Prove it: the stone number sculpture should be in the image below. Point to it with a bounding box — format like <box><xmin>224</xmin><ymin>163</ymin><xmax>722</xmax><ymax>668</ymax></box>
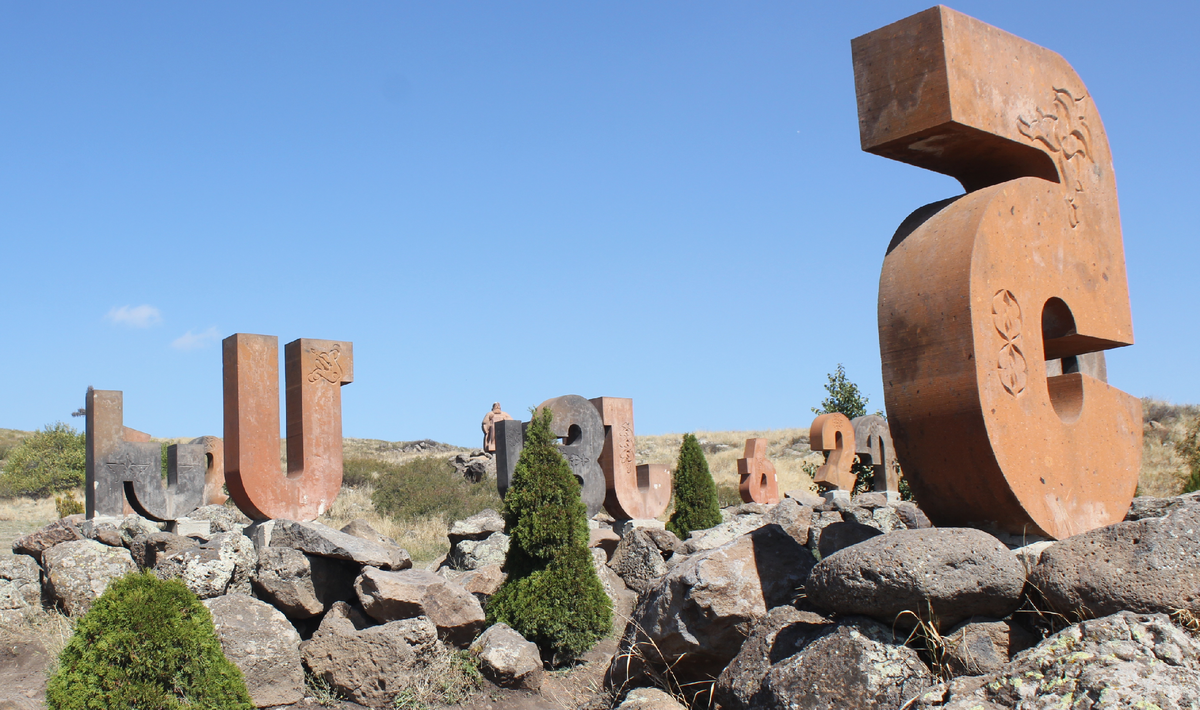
<box><xmin>223</xmin><ymin>333</ymin><xmax>353</xmax><ymax>521</ymax></box>
<box><xmin>737</xmin><ymin>438</ymin><xmax>779</xmax><ymax>505</ymax></box>
<box><xmin>494</xmin><ymin>396</ymin><xmax>671</xmax><ymax>520</ymax></box>
<box><xmin>853</xmin><ymin>7</ymin><xmax>1141</xmax><ymax>538</ymax></box>
<box><xmin>85</xmin><ymin>388</ymin><xmax>207</xmax><ymax>521</ymax></box>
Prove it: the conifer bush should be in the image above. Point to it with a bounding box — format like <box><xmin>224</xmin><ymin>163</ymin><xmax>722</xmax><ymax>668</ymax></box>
<box><xmin>46</xmin><ymin>570</ymin><xmax>253</xmax><ymax>710</ymax></box>
<box><xmin>666</xmin><ymin>433</ymin><xmax>721</xmax><ymax>540</ymax></box>
<box><xmin>486</xmin><ymin>408</ymin><xmax>611</xmax><ymax>662</ymax></box>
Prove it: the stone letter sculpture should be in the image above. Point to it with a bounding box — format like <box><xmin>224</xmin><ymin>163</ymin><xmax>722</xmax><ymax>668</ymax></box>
<box><xmin>853</xmin><ymin>7</ymin><xmax>1141</xmax><ymax>538</ymax></box>
<box><xmin>481</xmin><ymin>402</ymin><xmax>512</xmax><ymax>453</ymax></box>
<box><xmin>494</xmin><ymin>418</ymin><xmax>525</xmax><ymax>499</ymax></box>
<box><xmin>535</xmin><ymin>395</ymin><xmax>606</xmax><ymax>518</ymax></box>
<box><xmin>851</xmin><ymin>415</ymin><xmax>898</xmax><ymax>500</ymax></box>
<box><xmin>189</xmin><ymin>435</ymin><xmax>228</xmax><ymax>506</ymax></box>
<box><xmin>737</xmin><ymin>438</ymin><xmax>779</xmax><ymax>505</ymax></box>
<box><xmin>809</xmin><ymin>413</ymin><xmax>856</xmax><ymax>496</ymax></box>
<box><xmin>223</xmin><ymin>333</ymin><xmax>353</xmax><ymax>521</ymax></box>
<box><xmin>85</xmin><ymin>388</ymin><xmax>205</xmax><ymax>521</ymax></box>
<box><xmin>590</xmin><ymin>397</ymin><xmax>670</xmax><ymax>520</ymax></box>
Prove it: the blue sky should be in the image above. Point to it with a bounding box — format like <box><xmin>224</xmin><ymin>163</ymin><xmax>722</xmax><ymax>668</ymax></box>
<box><xmin>1</xmin><ymin>2</ymin><xmax>1196</xmax><ymax>447</ymax></box>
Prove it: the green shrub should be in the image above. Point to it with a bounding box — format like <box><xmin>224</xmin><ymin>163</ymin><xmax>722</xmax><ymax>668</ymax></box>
<box><xmin>55</xmin><ymin>491</ymin><xmax>84</xmax><ymax>518</ymax></box>
<box><xmin>46</xmin><ymin>570</ymin><xmax>253</xmax><ymax>710</ymax></box>
<box><xmin>715</xmin><ymin>481</ymin><xmax>742</xmax><ymax>509</ymax></box>
<box><xmin>487</xmin><ymin>408</ymin><xmax>611</xmax><ymax>663</ymax></box>
<box><xmin>666</xmin><ymin>433</ymin><xmax>721</xmax><ymax>539</ymax></box>
<box><xmin>370</xmin><ymin>456</ymin><xmax>501</xmax><ymax>521</ymax></box>
<box><xmin>0</xmin><ymin>422</ymin><xmax>85</xmax><ymax>498</ymax></box>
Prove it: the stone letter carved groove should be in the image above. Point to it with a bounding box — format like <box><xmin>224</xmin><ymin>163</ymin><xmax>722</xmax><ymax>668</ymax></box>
<box><xmin>737</xmin><ymin>438</ymin><xmax>779</xmax><ymax>505</ymax></box>
<box><xmin>853</xmin><ymin>7</ymin><xmax>1141</xmax><ymax>538</ymax></box>
<box><xmin>85</xmin><ymin>388</ymin><xmax>205</xmax><ymax>521</ymax></box>
<box><xmin>590</xmin><ymin>397</ymin><xmax>670</xmax><ymax>520</ymax></box>
<box><xmin>223</xmin><ymin>333</ymin><xmax>353</xmax><ymax>521</ymax></box>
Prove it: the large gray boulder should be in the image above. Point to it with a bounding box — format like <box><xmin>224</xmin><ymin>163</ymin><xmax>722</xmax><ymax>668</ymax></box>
<box><xmin>805</xmin><ymin>528</ymin><xmax>1025</xmax><ymax>630</ymax></box>
<box><xmin>444</xmin><ymin>531</ymin><xmax>509</xmax><ymax>571</ymax></box>
<box><xmin>917</xmin><ymin>612</ymin><xmax>1200</xmax><ymax>710</ymax></box>
<box><xmin>609</xmin><ymin>528</ymin><xmax>668</xmax><ymax>593</ymax></box>
<box><xmin>203</xmin><ymin>593</ymin><xmax>304</xmax><ymax>708</ymax></box>
<box><xmin>758</xmin><ymin>617</ymin><xmax>935</xmax><ymax>710</ymax></box>
<box><xmin>252</xmin><ymin>547</ymin><xmax>356</xmax><ymax>619</ymax></box>
<box><xmin>469</xmin><ymin>623</ymin><xmax>543</xmax><ymax>690</ymax></box>
<box><xmin>815</xmin><ymin>521</ymin><xmax>882</xmax><ymax>559</ymax></box>
<box><xmin>436</xmin><ymin>564</ymin><xmax>505</xmax><ymax>603</ymax></box>
<box><xmin>763</xmin><ymin>499</ymin><xmax>812</xmax><ymax>546</ymax></box>
<box><xmin>447</xmin><ymin>508</ymin><xmax>505</xmax><ymax>544</ymax></box>
<box><xmin>42</xmin><ymin>539</ymin><xmax>136</xmax><ymax>616</ymax></box>
<box><xmin>117</xmin><ymin>514</ymin><xmax>163</xmax><ymax>547</ymax></box>
<box><xmin>680</xmin><ymin>514</ymin><xmax>766</xmax><ymax>555</ymax></box>
<box><xmin>259</xmin><ymin>520</ymin><xmax>412</xmax><ymax>571</ymax></box>
<box><xmin>11</xmin><ymin>517</ymin><xmax>83</xmax><ymax>562</ymax></box>
<box><xmin>355</xmin><ymin>567</ymin><xmax>486</xmax><ymax>646</ymax></box>
<box><xmin>0</xmin><ymin>555</ymin><xmax>43</xmax><ymax>622</ymax></box>
<box><xmin>622</xmin><ymin>524</ymin><xmax>816</xmax><ymax>684</ymax></box>
<box><xmin>1030</xmin><ymin>500</ymin><xmax>1200</xmax><ymax>618</ymax></box>
<box><xmin>715</xmin><ymin>606</ymin><xmax>833</xmax><ymax>710</ymax></box>
<box><xmin>300</xmin><ymin>601</ymin><xmax>439</xmax><ymax>707</ymax></box>
<box><xmin>155</xmin><ymin>531</ymin><xmax>255</xmax><ymax>599</ymax></box>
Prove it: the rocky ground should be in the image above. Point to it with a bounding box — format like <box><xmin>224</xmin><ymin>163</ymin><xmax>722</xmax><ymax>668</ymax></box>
<box><xmin>4</xmin><ymin>487</ymin><xmax>1200</xmax><ymax>709</ymax></box>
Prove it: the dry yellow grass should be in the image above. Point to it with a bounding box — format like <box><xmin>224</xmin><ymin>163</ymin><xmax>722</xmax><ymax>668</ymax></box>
<box><xmin>635</xmin><ymin>428</ymin><xmax>821</xmax><ymax>497</ymax></box>
<box><xmin>0</xmin><ymin>493</ymin><xmax>60</xmax><ymax>556</ymax></box>
<box><xmin>1139</xmin><ymin>398</ymin><xmax>1199</xmax><ymax>497</ymax></box>
<box><xmin>316</xmin><ymin>484</ymin><xmax>452</xmax><ymax>565</ymax></box>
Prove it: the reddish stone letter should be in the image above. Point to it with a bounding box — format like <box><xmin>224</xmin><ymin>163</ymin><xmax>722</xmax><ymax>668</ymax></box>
<box><xmin>223</xmin><ymin>334</ymin><xmax>353</xmax><ymax>521</ymax></box>
<box><xmin>809</xmin><ymin>413</ymin><xmax>857</xmax><ymax>494</ymax></box>
<box><xmin>737</xmin><ymin>438</ymin><xmax>779</xmax><ymax>505</ymax></box>
<box><xmin>590</xmin><ymin>397</ymin><xmax>670</xmax><ymax>520</ymax></box>
<box><xmin>853</xmin><ymin>7</ymin><xmax>1140</xmax><ymax>538</ymax></box>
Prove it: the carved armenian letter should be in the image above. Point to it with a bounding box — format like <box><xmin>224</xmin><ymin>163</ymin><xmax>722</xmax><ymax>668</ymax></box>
<box><xmin>852</xmin><ymin>414</ymin><xmax>899</xmax><ymax>499</ymax></box>
<box><xmin>810</xmin><ymin>413</ymin><xmax>857</xmax><ymax>494</ymax></box>
<box><xmin>737</xmin><ymin>438</ymin><xmax>779</xmax><ymax>505</ymax></box>
<box><xmin>590</xmin><ymin>397</ymin><xmax>670</xmax><ymax>519</ymax></box>
<box><xmin>853</xmin><ymin>7</ymin><xmax>1141</xmax><ymax>538</ymax></box>
<box><xmin>535</xmin><ymin>395</ymin><xmax>607</xmax><ymax>517</ymax></box>
<box><xmin>223</xmin><ymin>333</ymin><xmax>353</xmax><ymax>521</ymax></box>
<box><xmin>85</xmin><ymin>388</ymin><xmax>205</xmax><ymax>521</ymax></box>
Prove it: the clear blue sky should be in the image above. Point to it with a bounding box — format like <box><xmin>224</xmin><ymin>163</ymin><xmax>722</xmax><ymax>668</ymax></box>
<box><xmin>1</xmin><ymin>2</ymin><xmax>1196</xmax><ymax>447</ymax></box>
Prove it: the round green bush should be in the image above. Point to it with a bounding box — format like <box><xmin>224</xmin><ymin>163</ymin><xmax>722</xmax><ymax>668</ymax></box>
<box><xmin>46</xmin><ymin>571</ymin><xmax>253</xmax><ymax>710</ymax></box>
<box><xmin>487</xmin><ymin>408</ymin><xmax>611</xmax><ymax>662</ymax></box>
<box><xmin>666</xmin><ymin>433</ymin><xmax>721</xmax><ymax>540</ymax></box>
<box><xmin>0</xmin><ymin>422</ymin><xmax>85</xmax><ymax>498</ymax></box>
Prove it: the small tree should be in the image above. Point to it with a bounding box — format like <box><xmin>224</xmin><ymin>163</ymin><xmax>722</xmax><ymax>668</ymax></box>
<box><xmin>812</xmin><ymin>363</ymin><xmax>869</xmax><ymax>420</ymax></box>
<box><xmin>0</xmin><ymin>422</ymin><xmax>85</xmax><ymax>498</ymax></box>
<box><xmin>666</xmin><ymin>433</ymin><xmax>721</xmax><ymax>539</ymax></box>
<box><xmin>47</xmin><ymin>570</ymin><xmax>253</xmax><ymax>710</ymax></box>
<box><xmin>487</xmin><ymin>408</ymin><xmax>611</xmax><ymax>663</ymax></box>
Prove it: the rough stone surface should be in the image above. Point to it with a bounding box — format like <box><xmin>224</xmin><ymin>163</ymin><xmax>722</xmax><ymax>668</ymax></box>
<box><xmin>78</xmin><ymin>517</ymin><xmax>123</xmax><ymax>546</ymax></box>
<box><xmin>42</xmin><ymin>539</ymin><xmax>136</xmax><ymax>616</ymax></box>
<box><xmin>355</xmin><ymin>567</ymin><xmax>485</xmax><ymax>646</ymax></box>
<box><xmin>203</xmin><ymin>593</ymin><xmax>304</xmax><ymax>708</ymax></box>
<box><xmin>942</xmin><ymin>619</ymin><xmax>1036</xmax><ymax>677</ymax></box>
<box><xmin>469</xmin><ymin>623</ymin><xmax>543</xmax><ymax>690</ymax></box>
<box><xmin>623</xmin><ymin>524</ymin><xmax>816</xmax><ymax>684</ymax></box>
<box><xmin>117</xmin><ymin>514</ymin><xmax>163</xmax><ymax>547</ymax></box>
<box><xmin>155</xmin><ymin>531</ymin><xmax>255</xmax><ymax>599</ymax></box>
<box><xmin>300</xmin><ymin>601</ymin><xmax>439</xmax><ymax>707</ymax></box>
<box><xmin>129</xmin><ymin>531</ymin><xmax>198</xmax><ymax>569</ymax></box>
<box><xmin>252</xmin><ymin>547</ymin><xmax>356</xmax><ymax>619</ymax></box>
<box><xmin>806</xmin><ymin>527</ymin><xmax>1025</xmax><ymax>629</ymax></box>
<box><xmin>189</xmin><ymin>503</ymin><xmax>250</xmax><ymax>533</ymax></box>
<box><xmin>339</xmin><ymin>519</ymin><xmax>395</xmax><ymax>547</ymax></box>
<box><xmin>593</xmin><ymin>548</ymin><xmax>638</xmax><ymax>633</ymax></box>
<box><xmin>917</xmin><ymin>612</ymin><xmax>1200</xmax><ymax>710</ymax></box>
<box><xmin>447</xmin><ymin>508</ymin><xmax>505</xmax><ymax>544</ymax></box>
<box><xmin>759</xmin><ymin>617</ymin><xmax>934</xmax><ymax>710</ymax></box>
<box><xmin>805</xmin><ymin>510</ymin><xmax>844</xmax><ymax>557</ymax></box>
<box><xmin>894</xmin><ymin>501</ymin><xmax>933</xmax><ymax>529</ymax></box>
<box><xmin>445</xmin><ymin>531</ymin><xmax>509</xmax><ymax>571</ymax></box>
<box><xmin>1030</xmin><ymin>501</ymin><xmax>1200</xmax><ymax>617</ymax></box>
<box><xmin>641</xmin><ymin>528</ymin><xmax>683</xmax><ymax>558</ymax></box>
<box><xmin>680</xmin><ymin>514</ymin><xmax>766</xmax><ymax>555</ymax></box>
<box><xmin>815</xmin><ymin>521</ymin><xmax>883</xmax><ymax>559</ymax></box>
<box><xmin>609</xmin><ymin>528</ymin><xmax>668</xmax><ymax>593</ymax></box>
<box><xmin>590</xmin><ymin>527</ymin><xmax>622</xmax><ymax>559</ymax></box>
<box><xmin>1012</xmin><ymin>540</ymin><xmax>1054</xmax><ymax>577</ymax></box>
<box><xmin>0</xmin><ymin>555</ymin><xmax>43</xmax><ymax>621</ymax></box>
<box><xmin>1123</xmin><ymin>491</ymin><xmax>1200</xmax><ymax>521</ymax></box>
<box><xmin>617</xmin><ymin>687</ymin><xmax>687</xmax><ymax>710</ymax></box>
<box><xmin>437</xmin><ymin>564</ymin><xmax>504</xmax><ymax>602</ymax></box>
<box><xmin>843</xmin><ymin>503</ymin><xmax>907</xmax><ymax>534</ymax></box>
<box><xmin>11</xmin><ymin>517</ymin><xmax>83</xmax><ymax>562</ymax></box>
<box><xmin>268</xmin><ymin>520</ymin><xmax>412</xmax><ymax>571</ymax></box>
<box><xmin>714</xmin><ymin>606</ymin><xmax>833</xmax><ymax>710</ymax></box>
<box><xmin>763</xmin><ymin>499</ymin><xmax>812</xmax><ymax>546</ymax></box>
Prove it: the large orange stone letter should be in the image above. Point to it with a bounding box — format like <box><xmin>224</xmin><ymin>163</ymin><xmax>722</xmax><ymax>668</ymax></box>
<box><xmin>853</xmin><ymin>7</ymin><xmax>1141</xmax><ymax>538</ymax></box>
<box><xmin>223</xmin><ymin>333</ymin><xmax>353</xmax><ymax>521</ymax></box>
<box><xmin>590</xmin><ymin>397</ymin><xmax>671</xmax><ymax>519</ymax></box>
<box><xmin>737</xmin><ymin>438</ymin><xmax>779</xmax><ymax>505</ymax></box>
